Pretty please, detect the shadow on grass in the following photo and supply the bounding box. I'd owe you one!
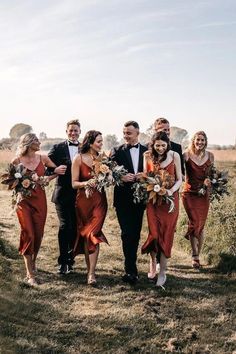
[216,253,236,274]
[0,235,18,259]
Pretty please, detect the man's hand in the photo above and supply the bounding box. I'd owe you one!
[54,165,67,175]
[121,173,136,182]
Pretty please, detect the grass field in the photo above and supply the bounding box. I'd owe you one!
[0,152,236,353]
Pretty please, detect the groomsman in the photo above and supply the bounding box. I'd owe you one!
[153,117,185,176]
[48,119,81,274]
[111,121,147,284]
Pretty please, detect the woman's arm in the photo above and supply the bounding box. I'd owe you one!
[41,155,67,181]
[167,152,182,196]
[71,155,88,189]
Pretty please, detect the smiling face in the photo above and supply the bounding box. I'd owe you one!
[153,139,168,155]
[66,124,81,142]
[193,134,206,152]
[123,125,139,145]
[90,134,103,153]
[30,137,41,151]
[154,122,170,137]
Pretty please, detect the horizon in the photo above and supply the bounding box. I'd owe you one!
[0,1,235,145]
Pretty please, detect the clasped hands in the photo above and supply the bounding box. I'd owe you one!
[121,172,145,183]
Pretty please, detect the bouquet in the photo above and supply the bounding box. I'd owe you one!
[198,164,229,201]
[1,163,49,208]
[132,169,175,213]
[85,153,128,198]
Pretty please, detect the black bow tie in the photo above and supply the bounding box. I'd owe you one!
[68,141,79,147]
[127,143,139,149]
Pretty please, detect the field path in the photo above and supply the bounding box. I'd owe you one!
[0,188,236,354]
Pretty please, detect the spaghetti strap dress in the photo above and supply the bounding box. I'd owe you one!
[73,160,108,256]
[182,158,212,240]
[16,159,47,256]
[141,160,179,258]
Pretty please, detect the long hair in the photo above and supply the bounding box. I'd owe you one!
[189,131,208,156]
[150,131,170,163]
[16,133,38,157]
[81,130,102,154]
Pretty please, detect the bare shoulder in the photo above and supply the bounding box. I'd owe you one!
[208,150,214,162]
[11,157,20,165]
[39,154,48,163]
[143,150,151,158]
[73,153,82,164]
[183,150,189,161]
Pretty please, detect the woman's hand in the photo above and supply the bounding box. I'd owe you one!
[121,173,136,182]
[86,178,97,188]
[166,189,173,196]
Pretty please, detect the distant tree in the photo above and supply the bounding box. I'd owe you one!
[139,132,150,145]
[103,134,119,150]
[39,132,47,140]
[9,123,32,139]
[170,126,188,144]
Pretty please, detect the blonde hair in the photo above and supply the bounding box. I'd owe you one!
[188,131,208,156]
[16,133,38,157]
[66,119,80,128]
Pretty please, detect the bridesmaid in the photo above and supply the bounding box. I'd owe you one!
[12,133,64,285]
[182,131,214,268]
[72,130,108,285]
[141,131,182,288]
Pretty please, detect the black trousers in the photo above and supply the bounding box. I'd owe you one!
[116,204,145,276]
[55,200,77,266]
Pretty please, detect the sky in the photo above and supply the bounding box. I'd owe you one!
[0,0,235,145]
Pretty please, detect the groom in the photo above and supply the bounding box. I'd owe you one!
[48,119,81,274]
[111,121,147,284]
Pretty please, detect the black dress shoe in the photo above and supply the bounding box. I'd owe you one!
[57,264,68,275]
[67,265,74,273]
[122,273,138,285]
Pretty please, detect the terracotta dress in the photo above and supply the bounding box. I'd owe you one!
[141,160,179,258]
[182,158,212,240]
[73,160,108,255]
[16,160,47,256]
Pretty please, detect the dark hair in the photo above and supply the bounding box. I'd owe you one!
[150,131,170,163]
[66,119,81,128]
[81,130,102,154]
[124,120,139,130]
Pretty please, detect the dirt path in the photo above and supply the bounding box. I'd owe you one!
[0,189,236,354]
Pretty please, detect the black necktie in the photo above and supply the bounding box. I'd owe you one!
[127,143,139,149]
[68,141,79,147]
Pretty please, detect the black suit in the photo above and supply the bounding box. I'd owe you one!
[170,141,185,176]
[111,143,148,276]
[48,141,80,266]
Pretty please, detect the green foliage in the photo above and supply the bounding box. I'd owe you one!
[9,123,32,139]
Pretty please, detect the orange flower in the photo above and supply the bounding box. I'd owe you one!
[21,179,31,188]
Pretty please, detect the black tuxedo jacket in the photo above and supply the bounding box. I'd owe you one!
[110,143,148,208]
[170,141,185,176]
[48,141,80,204]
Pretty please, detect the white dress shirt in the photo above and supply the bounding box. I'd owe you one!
[67,141,79,161]
[129,144,140,174]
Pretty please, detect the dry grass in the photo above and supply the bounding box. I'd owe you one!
[0,161,236,353]
[209,149,236,162]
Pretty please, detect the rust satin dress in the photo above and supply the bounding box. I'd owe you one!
[73,160,108,256]
[182,158,211,240]
[141,160,179,258]
[16,160,47,256]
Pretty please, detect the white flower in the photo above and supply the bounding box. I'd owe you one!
[212,178,217,184]
[153,184,161,193]
[14,172,22,179]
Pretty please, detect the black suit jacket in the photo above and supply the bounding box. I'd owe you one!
[48,141,80,204]
[110,143,148,208]
[170,141,185,176]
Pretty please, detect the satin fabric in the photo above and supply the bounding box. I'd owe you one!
[17,161,47,255]
[141,160,179,258]
[182,158,212,240]
[73,160,108,255]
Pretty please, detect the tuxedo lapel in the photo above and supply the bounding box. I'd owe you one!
[123,146,134,173]
[137,145,146,172]
[62,141,72,164]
